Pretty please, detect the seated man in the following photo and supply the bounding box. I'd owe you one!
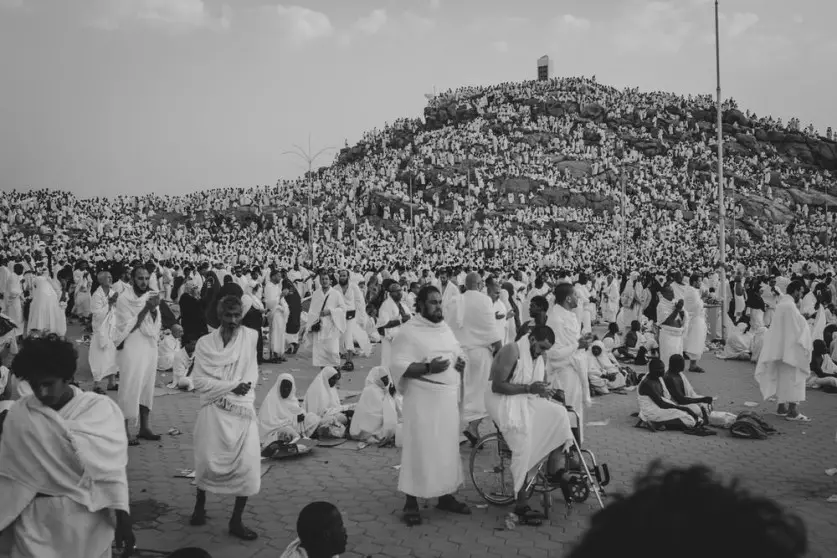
[485,325,576,526]
[637,358,708,435]
[718,317,753,361]
[622,320,658,363]
[602,322,623,349]
[169,337,197,391]
[808,339,837,392]
[280,501,348,558]
[587,341,627,395]
[664,355,714,423]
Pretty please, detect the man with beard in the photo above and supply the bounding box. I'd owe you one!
[545,283,592,438]
[190,295,261,540]
[376,279,412,370]
[337,269,363,372]
[657,270,686,368]
[755,280,813,422]
[89,270,119,394]
[305,270,347,370]
[435,268,461,330]
[113,266,162,446]
[390,286,469,526]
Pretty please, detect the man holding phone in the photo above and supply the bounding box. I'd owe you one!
[113,266,162,446]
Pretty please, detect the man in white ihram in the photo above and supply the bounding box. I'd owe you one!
[545,283,592,438]
[89,270,119,394]
[305,270,347,370]
[113,266,161,446]
[190,294,261,540]
[486,325,575,526]
[390,285,469,527]
[755,280,813,422]
[455,272,503,445]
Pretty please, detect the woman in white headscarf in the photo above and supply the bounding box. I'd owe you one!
[302,367,354,438]
[586,340,627,395]
[349,366,400,444]
[258,373,320,447]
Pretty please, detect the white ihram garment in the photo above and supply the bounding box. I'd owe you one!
[27,276,66,336]
[305,287,347,368]
[485,336,574,493]
[349,367,399,443]
[755,295,812,405]
[545,305,591,437]
[637,376,696,427]
[156,331,179,371]
[192,327,261,497]
[258,373,319,445]
[88,288,117,382]
[3,273,24,337]
[0,387,130,558]
[391,315,465,499]
[656,296,684,368]
[113,289,161,424]
[264,282,289,355]
[376,297,411,370]
[339,282,364,353]
[682,286,707,359]
[455,290,503,425]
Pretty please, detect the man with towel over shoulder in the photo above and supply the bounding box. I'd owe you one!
[189,294,261,541]
[390,285,468,527]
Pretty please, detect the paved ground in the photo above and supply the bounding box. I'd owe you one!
[63,322,837,558]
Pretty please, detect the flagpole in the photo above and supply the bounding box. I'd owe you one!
[716,0,727,340]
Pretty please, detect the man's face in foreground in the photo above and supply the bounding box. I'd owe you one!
[421,291,444,323]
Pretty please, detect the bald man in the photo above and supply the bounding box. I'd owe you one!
[453,272,503,443]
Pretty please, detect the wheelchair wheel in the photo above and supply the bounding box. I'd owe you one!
[469,432,516,506]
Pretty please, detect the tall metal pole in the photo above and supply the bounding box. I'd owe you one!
[409,174,415,263]
[620,165,627,274]
[282,136,337,270]
[716,0,727,339]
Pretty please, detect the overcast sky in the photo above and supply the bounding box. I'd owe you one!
[1,0,834,198]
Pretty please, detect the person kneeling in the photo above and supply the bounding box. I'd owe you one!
[486,326,576,526]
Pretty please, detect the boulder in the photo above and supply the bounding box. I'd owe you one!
[555,161,593,177]
[581,103,607,121]
[724,109,750,127]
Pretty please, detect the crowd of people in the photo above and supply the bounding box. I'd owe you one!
[0,75,832,557]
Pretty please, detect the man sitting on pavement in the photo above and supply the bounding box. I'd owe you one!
[637,358,712,435]
[664,355,714,424]
[485,325,576,526]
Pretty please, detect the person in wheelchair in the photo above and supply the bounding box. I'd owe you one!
[485,325,576,526]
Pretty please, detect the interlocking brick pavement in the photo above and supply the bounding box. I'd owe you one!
[65,325,837,558]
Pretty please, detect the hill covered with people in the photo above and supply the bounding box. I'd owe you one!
[2,76,836,273]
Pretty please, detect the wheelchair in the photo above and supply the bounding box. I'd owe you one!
[469,408,610,518]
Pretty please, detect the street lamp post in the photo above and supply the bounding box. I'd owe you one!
[282,136,337,269]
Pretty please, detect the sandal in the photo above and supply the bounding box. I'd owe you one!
[785,414,811,422]
[341,361,354,371]
[128,438,140,447]
[137,431,162,441]
[689,366,705,373]
[513,506,544,526]
[402,507,422,526]
[436,496,471,515]
[93,387,107,395]
[461,431,479,447]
